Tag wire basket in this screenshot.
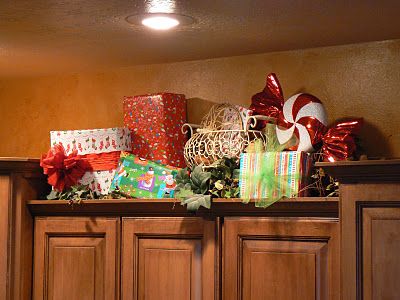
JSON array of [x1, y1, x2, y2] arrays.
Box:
[[182, 103, 270, 168]]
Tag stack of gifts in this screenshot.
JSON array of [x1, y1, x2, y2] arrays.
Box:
[[40, 74, 362, 205], [40, 92, 187, 199]]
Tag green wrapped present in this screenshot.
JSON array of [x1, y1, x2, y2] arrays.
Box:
[[239, 151, 313, 207], [110, 152, 180, 198]]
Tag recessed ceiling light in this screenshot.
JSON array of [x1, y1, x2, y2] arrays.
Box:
[[142, 16, 179, 30], [126, 13, 194, 31]]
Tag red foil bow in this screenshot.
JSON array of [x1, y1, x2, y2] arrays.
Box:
[[321, 118, 363, 162], [249, 73, 284, 129], [40, 144, 90, 191]]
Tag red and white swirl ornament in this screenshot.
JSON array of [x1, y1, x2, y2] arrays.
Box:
[[276, 93, 328, 152]]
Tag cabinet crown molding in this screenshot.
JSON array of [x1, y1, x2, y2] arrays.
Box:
[[316, 159, 400, 183]]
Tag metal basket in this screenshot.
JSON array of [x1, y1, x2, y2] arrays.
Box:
[[182, 103, 270, 168]]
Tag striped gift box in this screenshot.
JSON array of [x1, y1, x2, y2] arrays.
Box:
[[239, 151, 313, 205]]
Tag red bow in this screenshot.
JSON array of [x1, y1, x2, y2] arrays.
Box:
[[40, 144, 90, 191], [321, 118, 363, 162]]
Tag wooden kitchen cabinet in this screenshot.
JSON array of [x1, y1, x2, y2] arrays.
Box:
[[121, 217, 216, 300], [0, 158, 49, 300], [318, 159, 400, 300], [27, 198, 337, 300], [32, 216, 216, 300], [223, 217, 339, 300], [33, 217, 120, 300], [1, 156, 357, 300]]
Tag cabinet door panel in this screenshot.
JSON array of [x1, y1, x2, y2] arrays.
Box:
[[0, 176, 10, 300], [33, 217, 119, 300], [224, 217, 339, 300], [122, 217, 216, 300], [362, 207, 400, 300]]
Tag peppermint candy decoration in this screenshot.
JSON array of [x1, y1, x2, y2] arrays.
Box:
[[276, 93, 328, 152]]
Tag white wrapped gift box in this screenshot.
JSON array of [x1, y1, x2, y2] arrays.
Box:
[[50, 127, 131, 194]]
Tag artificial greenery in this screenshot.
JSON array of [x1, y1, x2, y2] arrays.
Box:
[[46, 184, 126, 205], [174, 166, 212, 211], [310, 167, 339, 197], [175, 157, 240, 211], [208, 157, 240, 198]]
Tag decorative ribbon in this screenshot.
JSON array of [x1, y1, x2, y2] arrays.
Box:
[[40, 143, 122, 191], [321, 118, 363, 162], [83, 151, 121, 171], [240, 152, 303, 208]]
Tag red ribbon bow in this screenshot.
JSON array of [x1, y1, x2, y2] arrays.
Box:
[[321, 118, 363, 162], [40, 144, 90, 191]]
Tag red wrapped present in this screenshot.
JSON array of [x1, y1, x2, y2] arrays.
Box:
[[123, 93, 187, 168]]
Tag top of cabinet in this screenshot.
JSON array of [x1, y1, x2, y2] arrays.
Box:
[[316, 159, 400, 183], [28, 197, 338, 218], [0, 157, 42, 173]]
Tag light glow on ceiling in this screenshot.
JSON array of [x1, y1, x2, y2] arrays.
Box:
[[146, 0, 176, 14], [141, 15, 180, 30]]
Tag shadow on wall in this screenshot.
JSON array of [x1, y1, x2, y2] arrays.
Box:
[[360, 120, 393, 159], [325, 118, 392, 159], [187, 98, 218, 125]]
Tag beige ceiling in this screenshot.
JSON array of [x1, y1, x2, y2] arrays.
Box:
[[1, 0, 399, 78]]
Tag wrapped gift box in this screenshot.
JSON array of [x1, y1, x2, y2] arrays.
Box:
[[123, 93, 187, 168], [50, 127, 131, 194], [239, 151, 313, 203], [110, 153, 180, 198]]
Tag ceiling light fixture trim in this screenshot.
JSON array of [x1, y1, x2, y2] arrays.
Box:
[[126, 13, 195, 30]]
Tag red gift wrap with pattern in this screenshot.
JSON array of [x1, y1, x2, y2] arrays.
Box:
[[123, 93, 187, 168]]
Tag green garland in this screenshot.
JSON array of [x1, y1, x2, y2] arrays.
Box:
[[46, 184, 126, 205], [175, 157, 240, 211]]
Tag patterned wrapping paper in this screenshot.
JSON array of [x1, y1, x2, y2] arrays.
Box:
[[50, 127, 131, 194], [123, 93, 187, 168], [239, 151, 313, 206], [110, 153, 180, 198], [222, 105, 252, 129]]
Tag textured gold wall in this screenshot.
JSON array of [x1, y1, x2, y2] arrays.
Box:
[[0, 39, 399, 158]]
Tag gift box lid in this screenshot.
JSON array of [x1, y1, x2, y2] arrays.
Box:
[[123, 92, 185, 100], [50, 127, 131, 155]]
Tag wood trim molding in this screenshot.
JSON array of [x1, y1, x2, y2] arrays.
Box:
[[27, 197, 339, 218], [316, 159, 400, 183], [0, 158, 42, 173]]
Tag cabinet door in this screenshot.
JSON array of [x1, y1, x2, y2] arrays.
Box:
[[339, 183, 400, 300], [33, 217, 120, 300], [122, 217, 216, 300], [362, 207, 400, 300], [223, 217, 339, 300]]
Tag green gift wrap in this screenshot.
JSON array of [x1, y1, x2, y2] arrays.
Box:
[[239, 151, 313, 207], [110, 152, 180, 198]]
